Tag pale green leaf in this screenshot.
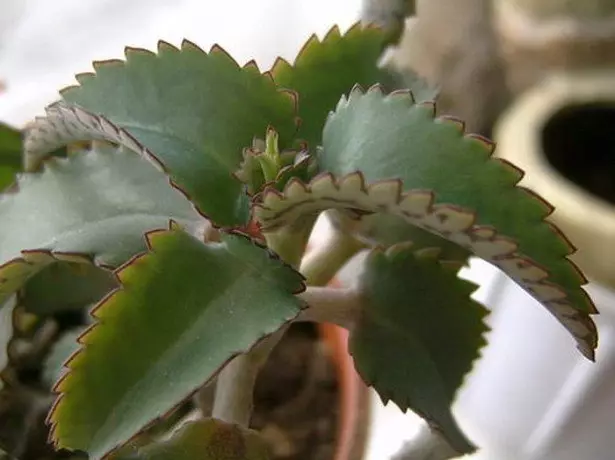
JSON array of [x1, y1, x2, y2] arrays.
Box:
[[0, 145, 201, 308]]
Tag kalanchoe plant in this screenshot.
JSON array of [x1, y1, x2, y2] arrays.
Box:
[[0, 22, 599, 460]]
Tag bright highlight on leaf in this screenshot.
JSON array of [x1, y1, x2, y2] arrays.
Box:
[[24, 41, 299, 227], [111, 418, 271, 460], [350, 244, 488, 454], [49, 225, 305, 459], [254, 84, 598, 359], [0, 145, 201, 309]]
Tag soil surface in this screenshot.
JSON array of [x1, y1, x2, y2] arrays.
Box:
[[252, 323, 340, 460]]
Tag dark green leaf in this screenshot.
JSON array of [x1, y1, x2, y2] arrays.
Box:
[[49, 226, 305, 459], [112, 419, 271, 460], [351, 244, 487, 454], [26, 42, 298, 226], [0, 145, 201, 309]]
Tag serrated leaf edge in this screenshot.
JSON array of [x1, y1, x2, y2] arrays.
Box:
[[355, 244, 487, 453], [46, 220, 306, 456], [253, 165, 597, 359]]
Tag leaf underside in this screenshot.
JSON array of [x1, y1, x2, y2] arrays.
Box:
[[351, 244, 487, 453], [24, 41, 299, 227], [49, 226, 305, 459], [254, 85, 598, 359], [0, 123, 22, 191], [0, 145, 201, 310], [111, 419, 270, 460]]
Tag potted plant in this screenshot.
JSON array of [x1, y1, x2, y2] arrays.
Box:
[[0, 23, 599, 460], [453, 71, 615, 460]]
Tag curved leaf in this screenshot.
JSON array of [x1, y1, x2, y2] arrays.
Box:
[[0, 123, 22, 191], [49, 225, 305, 459], [112, 419, 270, 460], [25, 42, 299, 226], [254, 85, 598, 359], [0, 145, 201, 308], [351, 244, 486, 454]]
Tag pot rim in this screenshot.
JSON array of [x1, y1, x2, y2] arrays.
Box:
[[494, 71, 615, 286]]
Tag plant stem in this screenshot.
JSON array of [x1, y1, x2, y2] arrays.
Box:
[[297, 287, 360, 328], [300, 226, 366, 286], [211, 328, 285, 426], [210, 216, 316, 426], [265, 216, 316, 269]]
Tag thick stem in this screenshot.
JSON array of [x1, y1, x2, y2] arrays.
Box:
[[297, 287, 361, 329], [212, 328, 285, 426], [300, 228, 365, 286]]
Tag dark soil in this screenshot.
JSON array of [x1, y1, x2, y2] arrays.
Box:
[[541, 102, 615, 204], [252, 323, 340, 460]]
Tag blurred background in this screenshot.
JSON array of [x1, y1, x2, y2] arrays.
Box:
[[1, 1, 615, 459]]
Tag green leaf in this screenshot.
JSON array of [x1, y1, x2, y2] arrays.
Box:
[[0, 123, 22, 190], [254, 85, 598, 359], [49, 226, 305, 459], [0, 145, 201, 309], [320, 86, 597, 355], [112, 419, 271, 460], [271, 24, 391, 150], [25, 42, 299, 227], [21, 263, 117, 315], [43, 328, 84, 388], [351, 244, 486, 454]]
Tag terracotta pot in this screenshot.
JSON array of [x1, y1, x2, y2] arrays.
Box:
[[494, 0, 615, 94], [319, 277, 372, 460]]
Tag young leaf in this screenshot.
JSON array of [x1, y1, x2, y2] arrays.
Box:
[[350, 244, 487, 454], [255, 86, 598, 359], [111, 419, 271, 460], [25, 42, 298, 226], [271, 23, 391, 150], [49, 226, 305, 459], [0, 145, 201, 309], [0, 123, 22, 190]]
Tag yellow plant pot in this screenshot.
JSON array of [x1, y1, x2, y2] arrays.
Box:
[[494, 72, 615, 288]]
